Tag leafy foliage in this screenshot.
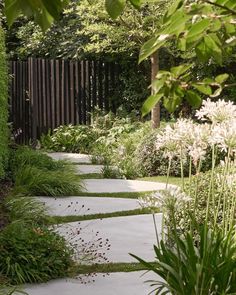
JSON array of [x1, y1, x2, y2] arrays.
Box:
[[4, 0, 69, 30], [41, 124, 102, 153], [137, 0, 236, 115], [11, 0, 168, 59]]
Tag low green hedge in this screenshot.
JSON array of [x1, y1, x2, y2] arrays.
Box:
[[0, 28, 9, 179]]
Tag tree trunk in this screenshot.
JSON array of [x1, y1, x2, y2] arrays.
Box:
[[151, 51, 160, 129]]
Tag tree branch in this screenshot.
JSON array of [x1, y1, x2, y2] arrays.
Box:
[[204, 0, 236, 16]]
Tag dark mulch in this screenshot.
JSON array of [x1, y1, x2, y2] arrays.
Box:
[[0, 179, 12, 230]]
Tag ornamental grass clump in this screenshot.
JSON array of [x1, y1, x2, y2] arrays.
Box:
[[134, 99, 236, 294], [11, 146, 82, 197]]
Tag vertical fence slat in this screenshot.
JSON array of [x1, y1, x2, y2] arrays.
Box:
[[50, 60, 55, 131], [104, 62, 109, 111], [45, 59, 51, 131], [21, 61, 26, 144], [64, 60, 69, 125], [69, 61, 75, 125], [25, 61, 30, 144], [29, 58, 38, 146], [55, 60, 60, 126], [91, 61, 97, 111], [61, 60, 65, 124], [80, 60, 86, 124], [85, 60, 91, 124], [75, 61, 80, 124]]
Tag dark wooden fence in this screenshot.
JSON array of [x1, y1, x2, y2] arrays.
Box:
[[9, 58, 120, 144]]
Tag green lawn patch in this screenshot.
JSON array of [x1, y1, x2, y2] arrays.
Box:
[[76, 191, 155, 199], [50, 208, 158, 224], [79, 173, 102, 179], [75, 262, 157, 274], [138, 176, 187, 187]]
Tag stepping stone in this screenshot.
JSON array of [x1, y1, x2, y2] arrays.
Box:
[[36, 196, 141, 216], [74, 165, 104, 175], [47, 152, 91, 164], [83, 179, 170, 193], [23, 271, 160, 295], [56, 214, 162, 263]]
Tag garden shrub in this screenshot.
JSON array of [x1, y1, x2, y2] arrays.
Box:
[[92, 121, 149, 179], [41, 124, 101, 153], [135, 130, 223, 177], [0, 221, 73, 284], [135, 130, 190, 177], [0, 28, 9, 179]]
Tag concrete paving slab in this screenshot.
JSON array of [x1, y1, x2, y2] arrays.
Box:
[[47, 152, 91, 164], [83, 179, 170, 193], [23, 271, 160, 295], [56, 214, 162, 263], [74, 165, 104, 175], [35, 196, 141, 216]]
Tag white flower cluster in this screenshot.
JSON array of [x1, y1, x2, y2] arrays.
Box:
[[195, 98, 236, 124], [155, 99, 236, 164], [139, 187, 191, 211]]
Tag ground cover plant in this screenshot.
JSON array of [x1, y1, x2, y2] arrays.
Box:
[[134, 99, 236, 294]]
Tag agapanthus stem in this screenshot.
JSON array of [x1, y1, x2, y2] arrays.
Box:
[[188, 156, 192, 195], [194, 159, 202, 211], [152, 213, 160, 247], [180, 146, 185, 190], [214, 148, 231, 230], [166, 157, 172, 190], [206, 145, 216, 222]]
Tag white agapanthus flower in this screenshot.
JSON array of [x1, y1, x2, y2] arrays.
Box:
[[155, 125, 180, 159], [139, 187, 191, 211], [210, 120, 236, 153], [139, 193, 163, 209], [196, 98, 236, 124], [155, 118, 211, 165], [155, 119, 195, 159], [188, 123, 211, 165]]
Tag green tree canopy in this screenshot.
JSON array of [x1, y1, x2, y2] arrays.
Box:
[[8, 0, 169, 59]]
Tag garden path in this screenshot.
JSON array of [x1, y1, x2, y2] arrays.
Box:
[[24, 152, 163, 295]]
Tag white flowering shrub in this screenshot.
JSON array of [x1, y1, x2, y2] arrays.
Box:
[[141, 99, 236, 238], [135, 129, 219, 177]]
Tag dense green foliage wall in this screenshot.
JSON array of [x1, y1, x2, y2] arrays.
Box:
[[0, 28, 9, 179]]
